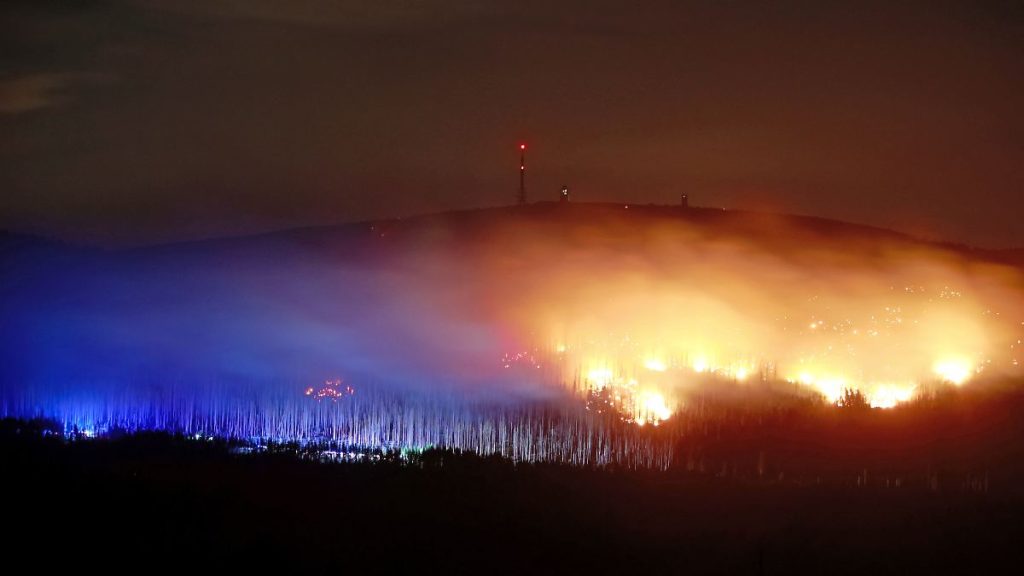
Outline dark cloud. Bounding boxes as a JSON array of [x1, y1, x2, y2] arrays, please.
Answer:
[[1, 1, 1022, 246]]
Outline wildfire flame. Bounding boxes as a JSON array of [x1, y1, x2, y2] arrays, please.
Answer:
[[305, 379, 355, 402]]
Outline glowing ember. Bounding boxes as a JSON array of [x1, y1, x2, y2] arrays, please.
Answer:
[[814, 377, 847, 405], [692, 357, 710, 373], [586, 367, 614, 387], [869, 384, 917, 409], [305, 379, 355, 402], [933, 358, 972, 385], [643, 357, 667, 372], [634, 390, 672, 426], [578, 361, 677, 425]]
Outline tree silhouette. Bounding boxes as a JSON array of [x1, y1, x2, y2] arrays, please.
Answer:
[[836, 388, 871, 411]]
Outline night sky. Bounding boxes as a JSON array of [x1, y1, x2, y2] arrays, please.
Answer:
[[1, 1, 1021, 247]]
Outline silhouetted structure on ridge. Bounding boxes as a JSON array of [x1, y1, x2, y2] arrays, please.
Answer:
[[518, 144, 527, 205]]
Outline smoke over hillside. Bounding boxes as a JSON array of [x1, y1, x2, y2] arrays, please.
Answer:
[[3, 204, 1023, 456]]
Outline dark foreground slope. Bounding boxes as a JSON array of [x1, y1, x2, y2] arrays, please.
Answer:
[[5, 422, 1023, 575]]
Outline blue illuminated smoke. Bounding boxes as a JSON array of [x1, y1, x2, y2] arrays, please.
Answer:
[[0, 231, 671, 468]]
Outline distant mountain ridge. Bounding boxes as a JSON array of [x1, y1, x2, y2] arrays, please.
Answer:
[[4, 203, 1024, 268]]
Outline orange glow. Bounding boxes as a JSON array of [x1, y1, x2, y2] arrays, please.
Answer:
[[933, 358, 973, 385], [869, 384, 917, 409], [643, 357, 667, 372], [634, 391, 672, 426], [475, 206, 1024, 421]]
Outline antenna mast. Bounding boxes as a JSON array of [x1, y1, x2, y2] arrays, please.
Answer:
[[518, 143, 526, 205]]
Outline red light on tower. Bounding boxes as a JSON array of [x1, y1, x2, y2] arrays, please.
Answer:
[[518, 143, 527, 205]]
